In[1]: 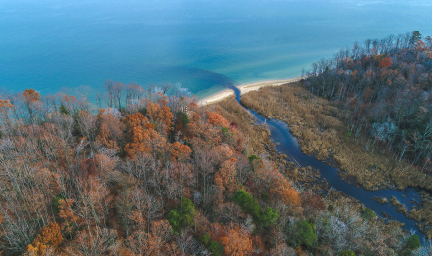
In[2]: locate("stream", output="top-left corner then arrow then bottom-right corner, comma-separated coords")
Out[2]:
227,84 -> 426,242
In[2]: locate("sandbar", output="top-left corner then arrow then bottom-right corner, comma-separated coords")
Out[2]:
198,76 -> 302,106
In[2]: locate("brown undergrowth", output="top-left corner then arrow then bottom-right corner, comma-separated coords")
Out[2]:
207,96 -> 274,158
241,81 -> 432,238
407,192 -> 432,238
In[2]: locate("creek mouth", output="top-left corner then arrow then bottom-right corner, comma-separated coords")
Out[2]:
225,83 -> 426,242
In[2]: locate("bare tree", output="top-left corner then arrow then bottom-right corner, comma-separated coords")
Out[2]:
103,80 -> 115,108
113,82 -> 125,110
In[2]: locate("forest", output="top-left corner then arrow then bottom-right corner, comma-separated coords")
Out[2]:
0,83 -> 431,256
304,31 -> 432,176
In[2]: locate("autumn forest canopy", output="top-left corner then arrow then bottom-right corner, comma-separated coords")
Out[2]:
0,84 -> 310,255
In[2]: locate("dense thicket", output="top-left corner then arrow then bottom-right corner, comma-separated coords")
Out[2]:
305,31 -> 432,175
0,83 -> 430,254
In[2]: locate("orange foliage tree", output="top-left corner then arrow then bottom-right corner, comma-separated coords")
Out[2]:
58,199 -> 83,235
220,226 -> 253,256
95,109 -> 124,150
170,142 -> 192,161
23,89 -> 41,103
205,111 -> 230,127
415,39 -> 425,51
22,89 -> 42,117
0,99 -> 14,109
123,112 -> 167,158
146,102 -> 174,135
214,157 -> 238,193
379,57 -> 393,68
270,174 -> 301,208
26,223 -> 63,255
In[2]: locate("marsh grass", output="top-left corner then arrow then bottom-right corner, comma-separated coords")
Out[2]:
372,196 -> 389,204
389,196 -> 408,214
407,193 -> 432,238
241,82 -> 432,238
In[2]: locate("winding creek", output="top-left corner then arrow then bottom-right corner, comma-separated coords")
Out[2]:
227,84 -> 427,242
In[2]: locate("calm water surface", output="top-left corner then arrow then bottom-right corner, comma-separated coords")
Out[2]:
1,0 -> 432,99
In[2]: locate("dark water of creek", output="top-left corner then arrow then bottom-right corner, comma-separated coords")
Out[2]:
226,84 -> 426,242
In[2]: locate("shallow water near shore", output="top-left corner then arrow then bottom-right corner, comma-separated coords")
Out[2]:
1,0 -> 432,98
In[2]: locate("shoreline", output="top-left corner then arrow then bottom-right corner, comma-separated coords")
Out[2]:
198,76 -> 302,106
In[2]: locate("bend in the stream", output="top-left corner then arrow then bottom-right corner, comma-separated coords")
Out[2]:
224,84 -> 426,242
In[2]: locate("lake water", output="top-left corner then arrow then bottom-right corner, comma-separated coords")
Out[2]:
1,0 -> 432,99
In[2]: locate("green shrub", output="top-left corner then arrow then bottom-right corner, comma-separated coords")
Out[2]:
200,233 -> 211,246
177,111 -> 189,127
406,234 -> 420,250
260,207 -> 279,227
52,193 -> 67,214
166,198 -> 196,232
232,190 -> 262,221
199,233 -> 224,256
345,130 -> 351,138
208,241 -> 224,256
401,250 -> 413,256
248,154 -> 260,163
362,248 -> 373,256
241,148 -> 247,156
284,221 -> 297,247
297,220 -> 317,247
232,190 -> 278,227
221,127 -> 231,136
361,208 -> 376,221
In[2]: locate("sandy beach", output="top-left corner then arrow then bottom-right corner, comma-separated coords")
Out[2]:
198,76 -> 302,106
198,89 -> 235,106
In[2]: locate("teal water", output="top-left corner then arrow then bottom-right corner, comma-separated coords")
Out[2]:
1,0 -> 432,99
